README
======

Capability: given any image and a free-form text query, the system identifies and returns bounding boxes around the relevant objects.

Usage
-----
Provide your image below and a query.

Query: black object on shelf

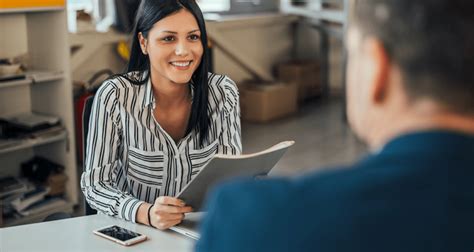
[0,119,9,138]
[7,113,60,133]
[0,113,61,139]
[21,156,64,184]
[0,176,28,198]
[0,73,26,83]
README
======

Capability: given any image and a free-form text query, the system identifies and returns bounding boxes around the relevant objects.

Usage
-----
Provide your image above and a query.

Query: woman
[81,0,241,230]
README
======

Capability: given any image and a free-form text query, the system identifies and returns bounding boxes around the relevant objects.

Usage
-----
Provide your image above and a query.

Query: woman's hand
[149,196,193,230]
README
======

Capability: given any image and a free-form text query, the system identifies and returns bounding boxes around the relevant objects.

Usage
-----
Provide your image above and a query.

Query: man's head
[346,0,474,148]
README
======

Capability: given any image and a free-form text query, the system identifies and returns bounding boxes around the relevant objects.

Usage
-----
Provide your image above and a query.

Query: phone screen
[97,225,142,242]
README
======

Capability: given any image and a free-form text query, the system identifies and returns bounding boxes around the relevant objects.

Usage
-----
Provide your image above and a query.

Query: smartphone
[93,225,147,246]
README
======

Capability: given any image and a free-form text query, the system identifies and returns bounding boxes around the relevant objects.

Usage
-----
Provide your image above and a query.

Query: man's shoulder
[205,162,370,214]
[208,176,295,209]
[197,164,373,251]
[203,153,407,219]
[197,134,474,251]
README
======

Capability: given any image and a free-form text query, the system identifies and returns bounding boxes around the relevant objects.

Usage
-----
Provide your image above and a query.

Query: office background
[0,0,367,228]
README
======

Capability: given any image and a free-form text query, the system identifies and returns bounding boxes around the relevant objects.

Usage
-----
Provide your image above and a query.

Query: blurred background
[0,0,367,227]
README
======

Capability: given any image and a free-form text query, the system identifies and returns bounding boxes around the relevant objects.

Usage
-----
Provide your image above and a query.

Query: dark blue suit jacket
[196,130,474,252]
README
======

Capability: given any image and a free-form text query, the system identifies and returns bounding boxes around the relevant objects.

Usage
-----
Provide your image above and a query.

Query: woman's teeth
[171,61,191,67]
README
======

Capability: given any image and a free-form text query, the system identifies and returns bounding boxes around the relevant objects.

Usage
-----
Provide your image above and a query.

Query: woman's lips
[170,60,192,70]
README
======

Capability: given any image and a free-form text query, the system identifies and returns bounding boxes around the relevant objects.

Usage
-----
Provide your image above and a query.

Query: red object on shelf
[75,92,93,163]
[73,69,114,164]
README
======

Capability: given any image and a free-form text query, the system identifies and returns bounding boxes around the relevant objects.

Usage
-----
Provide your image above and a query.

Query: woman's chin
[170,76,192,84]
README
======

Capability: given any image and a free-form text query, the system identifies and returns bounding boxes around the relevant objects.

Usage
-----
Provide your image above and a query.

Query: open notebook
[171,141,294,240]
[169,212,203,240]
[177,140,295,211]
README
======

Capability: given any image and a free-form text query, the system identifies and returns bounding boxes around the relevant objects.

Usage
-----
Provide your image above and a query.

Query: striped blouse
[81,73,242,223]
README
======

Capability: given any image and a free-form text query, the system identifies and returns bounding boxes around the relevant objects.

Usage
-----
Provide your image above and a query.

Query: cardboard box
[276,60,322,101]
[47,173,68,196]
[239,81,298,123]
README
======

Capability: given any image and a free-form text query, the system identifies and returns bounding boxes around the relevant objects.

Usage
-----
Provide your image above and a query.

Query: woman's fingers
[156,196,185,206]
[154,196,193,213]
[156,204,193,214]
[155,212,185,222]
[150,196,192,229]
[150,210,183,229]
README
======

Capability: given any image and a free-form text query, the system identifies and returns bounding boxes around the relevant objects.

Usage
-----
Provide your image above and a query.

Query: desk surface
[0,214,195,252]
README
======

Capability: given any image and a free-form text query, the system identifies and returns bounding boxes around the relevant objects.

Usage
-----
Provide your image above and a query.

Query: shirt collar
[142,77,195,108]
[143,77,155,108]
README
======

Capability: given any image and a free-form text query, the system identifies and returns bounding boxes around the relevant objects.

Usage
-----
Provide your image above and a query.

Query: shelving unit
[0,130,67,155]
[281,0,349,99]
[0,79,31,89]
[0,70,65,90]
[0,2,78,227]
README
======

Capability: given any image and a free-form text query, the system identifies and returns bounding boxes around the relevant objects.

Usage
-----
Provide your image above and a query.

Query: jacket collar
[379,129,474,156]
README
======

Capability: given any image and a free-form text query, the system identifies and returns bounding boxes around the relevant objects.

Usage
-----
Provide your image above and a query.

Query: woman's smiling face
[139,8,203,85]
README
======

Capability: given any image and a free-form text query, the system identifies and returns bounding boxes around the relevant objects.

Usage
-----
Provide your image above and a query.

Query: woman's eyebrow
[161,30,178,34]
[188,29,200,34]
[159,29,200,34]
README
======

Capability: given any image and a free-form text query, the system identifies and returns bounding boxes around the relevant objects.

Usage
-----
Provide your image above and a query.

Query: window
[67,0,115,33]
[196,0,231,12]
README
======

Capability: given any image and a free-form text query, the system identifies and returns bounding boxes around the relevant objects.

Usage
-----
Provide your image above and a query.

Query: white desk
[0,214,195,252]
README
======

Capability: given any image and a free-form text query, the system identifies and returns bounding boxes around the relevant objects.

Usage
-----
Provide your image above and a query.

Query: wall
[210,14,343,94]
[328,37,344,94]
[209,14,309,83]
[70,14,343,94]
[210,15,296,83]
[72,43,125,82]
[69,31,127,83]
[0,14,27,59]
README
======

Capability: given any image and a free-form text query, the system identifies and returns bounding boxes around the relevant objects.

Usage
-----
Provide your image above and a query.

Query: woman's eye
[162,36,175,42]
[189,34,200,41]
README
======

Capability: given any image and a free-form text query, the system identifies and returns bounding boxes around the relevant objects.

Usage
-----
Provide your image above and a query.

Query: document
[177,141,295,210]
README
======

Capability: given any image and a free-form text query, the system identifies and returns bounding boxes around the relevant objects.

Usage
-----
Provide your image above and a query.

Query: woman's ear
[138,32,148,55]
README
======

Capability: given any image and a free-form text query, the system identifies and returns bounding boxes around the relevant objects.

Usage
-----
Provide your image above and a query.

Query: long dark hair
[124,0,210,146]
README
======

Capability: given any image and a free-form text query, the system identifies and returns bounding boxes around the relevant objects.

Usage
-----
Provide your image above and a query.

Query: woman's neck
[150,72,191,108]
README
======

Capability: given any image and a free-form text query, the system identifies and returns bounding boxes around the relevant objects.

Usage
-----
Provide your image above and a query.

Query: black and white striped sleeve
[80,82,143,222]
[217,77,242,155]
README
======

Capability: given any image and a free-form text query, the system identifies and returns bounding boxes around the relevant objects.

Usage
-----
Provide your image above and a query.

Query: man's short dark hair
[352,0,474,114]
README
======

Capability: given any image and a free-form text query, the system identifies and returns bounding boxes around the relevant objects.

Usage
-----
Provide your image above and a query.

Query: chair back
[82,95,97,215]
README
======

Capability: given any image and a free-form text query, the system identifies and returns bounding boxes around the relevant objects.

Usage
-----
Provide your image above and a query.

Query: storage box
[276,60,322,101]
[47,173,68,196]
[239,81,298,123]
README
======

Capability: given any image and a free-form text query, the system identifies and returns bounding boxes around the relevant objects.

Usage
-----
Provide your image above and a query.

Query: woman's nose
[175,42,189,56]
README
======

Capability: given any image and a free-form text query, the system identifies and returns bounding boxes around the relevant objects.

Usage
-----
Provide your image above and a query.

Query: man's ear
[365,37,390,104]
[138,32,148,55]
